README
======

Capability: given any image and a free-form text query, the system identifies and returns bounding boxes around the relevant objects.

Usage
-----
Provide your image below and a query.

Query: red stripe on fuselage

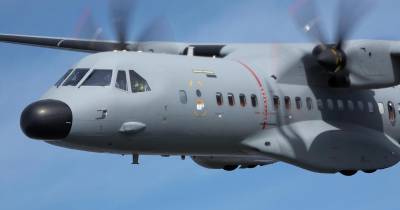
[237,61,268,129]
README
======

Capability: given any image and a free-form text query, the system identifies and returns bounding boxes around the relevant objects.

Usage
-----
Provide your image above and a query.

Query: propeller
[76,0,174,51]
[290,0,376,74]
[109,0,174,51]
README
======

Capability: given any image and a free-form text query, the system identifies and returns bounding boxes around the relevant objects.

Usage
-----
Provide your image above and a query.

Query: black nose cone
[20,100,72,140]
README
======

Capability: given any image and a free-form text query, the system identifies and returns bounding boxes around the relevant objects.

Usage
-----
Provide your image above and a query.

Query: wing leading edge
[0,33,124,53]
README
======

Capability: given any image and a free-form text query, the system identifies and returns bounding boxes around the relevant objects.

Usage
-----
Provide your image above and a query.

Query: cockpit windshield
[82,70,113,87]
[129,70,151,93]
[63,68,89,86]
[55,69,72,87]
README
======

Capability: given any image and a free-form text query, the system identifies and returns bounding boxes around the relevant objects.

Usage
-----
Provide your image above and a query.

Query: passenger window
[378,103,385,114]
[228,93,235,106]
[327,99,334,110]
[55,69,72,87]
[306,97,313,111]
[239,94,247,107]
[347,100,355,111]
[216,93,223,106]
[368,102,374,113]
[129,70,151,93]
[337,100,344,111]
[388,101,396,123]
[115,71,128,91]
[63,68,89,86]
[273,96,280,111]
[284,96,291,111]
[317,99,324,110]
[357,101,365,112]
[82,70,113,86]
[295,97,302,110]
[179,90,187,104]
[196,89,202,97]
[251,94,258,107]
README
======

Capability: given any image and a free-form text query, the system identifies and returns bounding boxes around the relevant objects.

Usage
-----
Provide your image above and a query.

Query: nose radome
[20,100,72,140]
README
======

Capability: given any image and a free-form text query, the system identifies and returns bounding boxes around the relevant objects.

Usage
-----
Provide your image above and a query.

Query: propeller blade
[290,0,327,46]
[109,0,136,49]
[75,8,105,41]
[129,16,175,51]
[336,0,377,49]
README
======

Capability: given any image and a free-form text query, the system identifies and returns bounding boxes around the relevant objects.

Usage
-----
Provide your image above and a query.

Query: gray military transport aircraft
[4,0,400,176]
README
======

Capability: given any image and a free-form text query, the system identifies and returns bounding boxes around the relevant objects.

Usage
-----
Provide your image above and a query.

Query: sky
[1,0,400,210]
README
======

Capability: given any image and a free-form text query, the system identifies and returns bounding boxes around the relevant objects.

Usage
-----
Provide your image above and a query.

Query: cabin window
[368,102,374,113]
[347,100,355,111]
[115,71,128,91]
[388,101,396,123]
[378,103,385,114]
[179,90,187,104]
[239,94,247,107]
[337,100,344,111]
[129,70,151,93]
[55,69,72,87]
[216,93,223,106]
[284,96,291,111]
[63,68,89,86]
[306,97,313,111]
[327,99,334,110]
[295,97,302,110]
[82,70,113,86]
[196,89,202,97]
[357,101,365,112]
[317,99,324,110]
[273,96,280,111]
[251,94,258,107]
[228,93,235,106]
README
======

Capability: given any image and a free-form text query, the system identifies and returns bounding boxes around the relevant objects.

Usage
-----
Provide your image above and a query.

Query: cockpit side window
[115,70,128,91]
[82,70,113,86]
[55,69,72,87]
[129,70,151,93]
[63,68,89,86]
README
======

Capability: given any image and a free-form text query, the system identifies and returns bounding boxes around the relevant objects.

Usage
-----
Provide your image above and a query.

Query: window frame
[337,100,344,111]
[63,68,90,87]
[306,97,313,111]
[55,69,73,87]
[347,100,355,111]
[115,70,128,91]
[284,96,291,111]
[227,93,235,106]
[388,101,396,124]
[327,99,334,111]
[239,94,247,107]
[251,94,258,108]
[81,69,114,87]
[357,101,365,112]
[216,92,224,106]
[295,97,302,110]
[129,70,152,93]
[378,102,385,114]
[368,102,374,113]
[273,95,280,111]
[179,90,188,104]
[317,99,324,110]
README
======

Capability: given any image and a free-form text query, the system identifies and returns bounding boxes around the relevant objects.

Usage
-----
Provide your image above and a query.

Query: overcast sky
[1,0,400,210]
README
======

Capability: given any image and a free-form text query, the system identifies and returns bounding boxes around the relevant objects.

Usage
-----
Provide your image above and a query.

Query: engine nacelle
[191,156,276,171]
[343,40,400,89]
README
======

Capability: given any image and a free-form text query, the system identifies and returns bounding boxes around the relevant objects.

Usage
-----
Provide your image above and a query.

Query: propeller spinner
[290,0,376,74]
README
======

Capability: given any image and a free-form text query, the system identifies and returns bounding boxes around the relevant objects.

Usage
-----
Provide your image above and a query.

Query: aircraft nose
[20,99,72,140]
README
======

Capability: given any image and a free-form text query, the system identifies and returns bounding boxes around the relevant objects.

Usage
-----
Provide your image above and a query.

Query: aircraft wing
[0,33,124,53]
